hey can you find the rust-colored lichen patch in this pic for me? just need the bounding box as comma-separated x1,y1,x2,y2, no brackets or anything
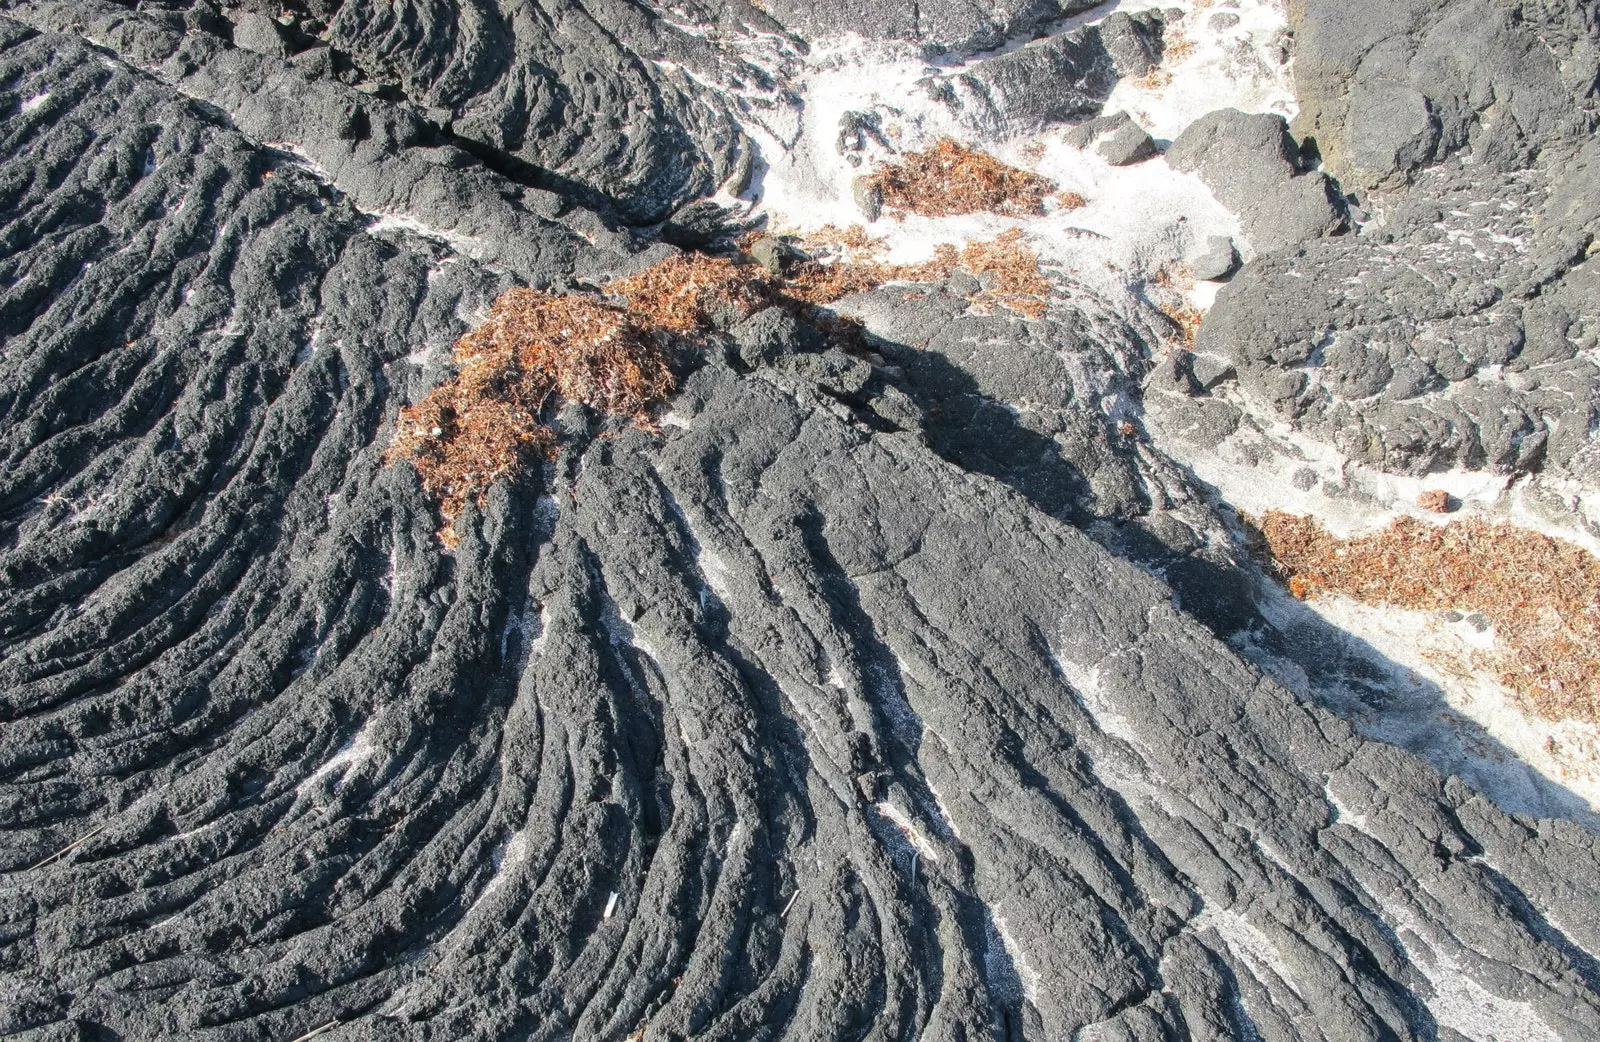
865,139,1059,218
1251,511,1600,724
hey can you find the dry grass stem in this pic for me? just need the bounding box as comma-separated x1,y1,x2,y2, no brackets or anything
1251,511,1600,724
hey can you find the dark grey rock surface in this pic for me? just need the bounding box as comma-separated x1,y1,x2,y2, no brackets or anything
1065,111,1159,166
2,2,1600,1041
1194,0,1600,489
1289,0,1600,190
1187,235,1238,282
947,10,1168,132
1167,108,1346,255
754,0,1102,53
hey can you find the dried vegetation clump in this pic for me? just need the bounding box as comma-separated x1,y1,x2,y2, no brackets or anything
387,289,673,542
1162,305,1206,348
866,138,1059,218
1251,511,1600,724
791,225,1052,318
391,226,1059,539
606,254,779,334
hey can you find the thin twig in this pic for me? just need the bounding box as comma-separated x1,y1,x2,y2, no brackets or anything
26,821,109,871
286,1020,340,1042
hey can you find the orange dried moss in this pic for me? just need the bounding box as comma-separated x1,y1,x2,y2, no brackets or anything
387,289,673,541
1252,512,1600,724
866,139,1058,218
788,227,1051,317
1160,304,1205,347
457,289,673,417
959,230,1052,318
391,230,1056,540
605,253,778,333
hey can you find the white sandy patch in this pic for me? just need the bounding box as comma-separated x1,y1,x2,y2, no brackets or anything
296,716,381,799
1101,0,1297,143
875,801,940,862
734,0,1298,312
1191,903,1303,999
1259,591,1600,822
1170,403,1600,554
1379,895,1563,1042
990,908,1043,1004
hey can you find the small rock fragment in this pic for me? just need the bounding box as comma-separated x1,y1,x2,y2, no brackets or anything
750,235,787,276
1189,350,1236,389
1417,489,1452,512
852,175,884,222
1097,120,1158,166
1188,235,1238,281
231,13,290,58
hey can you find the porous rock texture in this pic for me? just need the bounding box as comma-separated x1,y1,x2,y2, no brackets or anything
754,0,1103,54
1288,0,1600,189
3,3,1600,1042
1182,0,1600,500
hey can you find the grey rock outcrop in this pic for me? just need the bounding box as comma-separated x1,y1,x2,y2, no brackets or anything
1168,108,1347,254
1066,111,1159,166
1197,148,1600,482
949,11,1168,132
755,0,1103,53
1183,2,1600,496
1187,235,1239,281
1288,0,1600,189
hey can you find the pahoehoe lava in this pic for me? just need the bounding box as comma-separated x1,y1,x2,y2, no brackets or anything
4,1,1600,1040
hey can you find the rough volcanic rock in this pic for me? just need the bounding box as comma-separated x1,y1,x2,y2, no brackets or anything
947,11,1168,132
1167,108,1346,255
1196,150,1600,482
1065,111,1159,166
1187,235,1239,282
1190,0,1600,502
316,0,769,222
4,5,1600,1042
1288,0,1600,189
753,0,1102,53
17,0,771,225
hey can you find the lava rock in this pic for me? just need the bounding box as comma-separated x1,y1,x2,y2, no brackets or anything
852,174,884,221
1066,111,1157,165
753,0,1105,52
5,8,1600,1042
1168,108,1346,254
660,199,741,249
1290,0,1599,188
733,307,821,367
953,12,1165,131
231,11,289,57
1097,118,1159,165
1187,235,1238,281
